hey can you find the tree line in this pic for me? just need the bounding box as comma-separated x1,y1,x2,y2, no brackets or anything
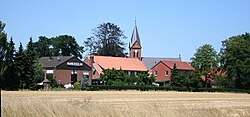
171,33,250,90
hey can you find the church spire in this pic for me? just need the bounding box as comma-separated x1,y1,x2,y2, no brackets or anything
129,19,142,59
130,19,141,48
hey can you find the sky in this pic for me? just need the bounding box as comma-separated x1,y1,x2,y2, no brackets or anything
1,0,250,61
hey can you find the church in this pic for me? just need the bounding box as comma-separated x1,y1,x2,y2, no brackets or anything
84,21,194,86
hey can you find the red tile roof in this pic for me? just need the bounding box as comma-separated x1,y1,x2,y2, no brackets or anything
85,56,147,74
160,60,194,70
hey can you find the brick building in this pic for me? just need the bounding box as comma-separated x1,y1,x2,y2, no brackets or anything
40,56,91,85
151,60,194,86
84,55,147,81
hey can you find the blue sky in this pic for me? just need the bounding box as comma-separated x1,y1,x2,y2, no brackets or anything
1,0,250,61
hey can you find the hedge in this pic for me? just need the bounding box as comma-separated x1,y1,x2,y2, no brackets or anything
86,85,250,94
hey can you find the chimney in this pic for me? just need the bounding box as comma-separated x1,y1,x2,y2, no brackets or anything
89,55,94,85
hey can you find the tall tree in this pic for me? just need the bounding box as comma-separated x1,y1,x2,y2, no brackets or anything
33,36,51,57
0,21,8,82
220,33,250,89
51,35,84,58
2,38,18,90
170,63,183,87
24,38,42,89
0,21,7,61
191,44,219,88
14,43,26,89
84,22,127,57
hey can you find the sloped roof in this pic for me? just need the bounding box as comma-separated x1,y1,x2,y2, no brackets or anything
129,24,141,48
160,60,194,70
142,57,181,72
86,56,147,74
40,56,74,68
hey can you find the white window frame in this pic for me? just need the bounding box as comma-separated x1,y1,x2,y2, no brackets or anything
154,71,157,76
46,70,53,74
165,71,168,76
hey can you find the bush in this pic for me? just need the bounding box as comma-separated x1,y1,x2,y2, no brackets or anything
73,82,81,90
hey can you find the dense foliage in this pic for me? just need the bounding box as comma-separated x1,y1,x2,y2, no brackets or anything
220,33,250,89
100,68,154,86
1,38,44,90
33,35,84,59
191,44,219,87
84,22,127,57
0,21,44,90
171,63,202,89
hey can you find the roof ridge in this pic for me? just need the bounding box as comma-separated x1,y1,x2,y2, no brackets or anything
142,57,180,59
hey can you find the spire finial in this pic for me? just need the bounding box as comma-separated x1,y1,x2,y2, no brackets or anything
135,17,136,25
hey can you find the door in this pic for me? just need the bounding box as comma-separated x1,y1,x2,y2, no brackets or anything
71,70,77,84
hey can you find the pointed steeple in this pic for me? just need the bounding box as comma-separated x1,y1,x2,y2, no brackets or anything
129,19,142,59
129,19,141,48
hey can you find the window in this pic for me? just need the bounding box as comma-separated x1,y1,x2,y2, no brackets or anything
134,71,137,76
165,71,168,76
46,70,53,74
71,70,77,74
154,71,157,76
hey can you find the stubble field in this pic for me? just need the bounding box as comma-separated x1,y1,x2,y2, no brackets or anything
1,91,250,117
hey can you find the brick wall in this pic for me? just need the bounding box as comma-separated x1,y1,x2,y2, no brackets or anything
54,70,71,85
152,62,171,82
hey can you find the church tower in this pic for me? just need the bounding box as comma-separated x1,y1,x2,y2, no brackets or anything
129,20,142,60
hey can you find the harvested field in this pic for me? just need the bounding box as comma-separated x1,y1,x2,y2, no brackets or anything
1,91,250,117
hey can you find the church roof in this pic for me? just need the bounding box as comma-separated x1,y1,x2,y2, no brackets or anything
141,57,181,72
129,24,141,48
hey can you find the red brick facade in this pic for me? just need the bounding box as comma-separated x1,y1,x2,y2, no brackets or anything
50,69,84,85
152,61,194,85
130,42,142,59
151,62,171,82
40,56,91,85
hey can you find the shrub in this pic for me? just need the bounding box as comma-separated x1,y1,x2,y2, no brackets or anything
73,82,81,90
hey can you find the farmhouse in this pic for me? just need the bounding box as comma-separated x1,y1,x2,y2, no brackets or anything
40,56,91,85
151,60,194,86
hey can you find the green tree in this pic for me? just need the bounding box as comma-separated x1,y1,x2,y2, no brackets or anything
24,38,42,89
33,36,51,57
0,21,8,83
14,43,26,89
84,22,126,57
170,63,183,87
2,38,18,90
220,33,250,89
137,71,155,85
191,44,219,88
185,71,203,89
51,35,84,58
